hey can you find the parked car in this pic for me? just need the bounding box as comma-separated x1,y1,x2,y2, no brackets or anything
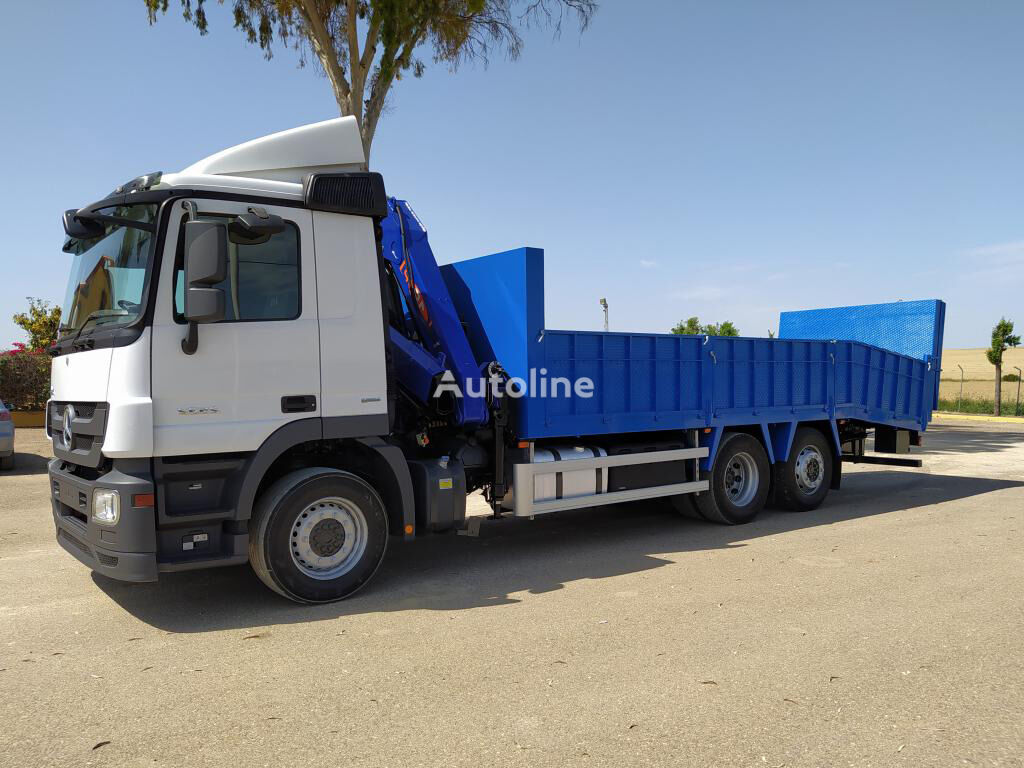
0,401,14,470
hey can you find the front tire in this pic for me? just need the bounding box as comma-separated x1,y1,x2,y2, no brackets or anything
774,427,833,512
694,432,770,525
249,467,389,603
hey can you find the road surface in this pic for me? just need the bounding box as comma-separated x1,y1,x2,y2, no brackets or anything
1,421,1022,767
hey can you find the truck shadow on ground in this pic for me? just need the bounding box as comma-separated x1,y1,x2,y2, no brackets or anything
2,452,51,477
94,468,1024,633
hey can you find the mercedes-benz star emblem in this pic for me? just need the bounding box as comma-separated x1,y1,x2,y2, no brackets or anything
62,404,76,450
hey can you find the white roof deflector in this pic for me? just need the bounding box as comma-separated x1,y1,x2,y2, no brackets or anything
179,116,365,184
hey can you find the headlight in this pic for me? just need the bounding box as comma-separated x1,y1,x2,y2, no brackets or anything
92,489,120,525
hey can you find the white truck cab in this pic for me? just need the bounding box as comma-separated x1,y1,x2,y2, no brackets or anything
50,118,416,602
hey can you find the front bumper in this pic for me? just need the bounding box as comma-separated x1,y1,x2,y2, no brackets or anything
49,458,159,582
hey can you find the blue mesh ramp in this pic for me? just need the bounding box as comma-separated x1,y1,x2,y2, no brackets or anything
778,300,945,364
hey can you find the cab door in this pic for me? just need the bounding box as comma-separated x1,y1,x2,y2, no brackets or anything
150,198,320,456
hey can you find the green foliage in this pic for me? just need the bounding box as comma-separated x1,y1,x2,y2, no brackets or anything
671,317,702,335
1003,373,1021,382
707,320,739,337
143,0,596,159
12,298,61,351
670,317,740,337
0,348,51,411
938,396,1021,416
986,317,1020,366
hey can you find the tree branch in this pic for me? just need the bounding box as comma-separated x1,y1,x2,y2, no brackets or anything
363,32,420,157
297,0,351,112
360,10,381,73
346,0,364,121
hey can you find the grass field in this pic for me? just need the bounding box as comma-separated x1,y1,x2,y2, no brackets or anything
938,348,1023,415
938,379,1023,415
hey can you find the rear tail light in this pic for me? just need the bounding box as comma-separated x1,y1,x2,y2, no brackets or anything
0,410,10,421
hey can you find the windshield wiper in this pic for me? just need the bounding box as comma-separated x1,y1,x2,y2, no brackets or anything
69,311,129,348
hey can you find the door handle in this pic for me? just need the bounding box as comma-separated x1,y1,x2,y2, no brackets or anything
281,395,317,413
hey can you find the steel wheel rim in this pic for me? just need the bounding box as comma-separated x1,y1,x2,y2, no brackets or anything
290,496,368,580
723,451,758,507
794,445,825,495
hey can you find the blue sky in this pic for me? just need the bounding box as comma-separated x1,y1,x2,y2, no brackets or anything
1,0,1021,349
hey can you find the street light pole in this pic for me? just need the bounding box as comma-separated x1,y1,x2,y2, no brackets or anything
1015,366,1022,417
599,298,609,332
957,364,964,412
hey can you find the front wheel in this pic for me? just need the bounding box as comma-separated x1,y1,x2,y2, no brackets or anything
249,468,389,603
694,432,771,525
774,427,833,512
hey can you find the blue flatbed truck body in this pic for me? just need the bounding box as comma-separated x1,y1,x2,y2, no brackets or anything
438,246,943,467
380,197,942,478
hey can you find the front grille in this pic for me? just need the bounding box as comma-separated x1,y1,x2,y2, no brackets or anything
49,401,108,469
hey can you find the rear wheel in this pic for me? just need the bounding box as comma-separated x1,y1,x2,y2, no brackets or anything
694,432,770,525
774,427,833,512
249,467,389,603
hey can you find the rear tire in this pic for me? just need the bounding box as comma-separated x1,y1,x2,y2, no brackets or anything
249,467,389,603
0,455,13,471
774,427,833,512
694,432,770,525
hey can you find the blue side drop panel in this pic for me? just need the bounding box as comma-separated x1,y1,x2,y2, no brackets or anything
530,333,936,439
832,341,931,426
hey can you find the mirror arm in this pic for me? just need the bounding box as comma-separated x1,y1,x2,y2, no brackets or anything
181,321,199,355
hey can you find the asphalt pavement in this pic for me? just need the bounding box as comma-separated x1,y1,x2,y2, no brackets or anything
1,420,1022,767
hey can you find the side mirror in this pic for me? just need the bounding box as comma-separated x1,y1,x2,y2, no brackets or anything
181,221,227,354
63,209,105,240
228,207,285,244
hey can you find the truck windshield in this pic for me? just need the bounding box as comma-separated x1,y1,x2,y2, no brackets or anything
60,204,159,339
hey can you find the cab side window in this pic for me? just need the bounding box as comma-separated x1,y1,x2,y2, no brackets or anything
174,214,301,322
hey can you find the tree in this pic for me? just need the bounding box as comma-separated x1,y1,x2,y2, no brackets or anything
144,0,596,164
671,317,702,335
986,317,1020,416
705,320,738,337
12,298,61,351
670,317,740,337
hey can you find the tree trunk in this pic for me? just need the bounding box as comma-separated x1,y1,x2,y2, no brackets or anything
995,362,1002,416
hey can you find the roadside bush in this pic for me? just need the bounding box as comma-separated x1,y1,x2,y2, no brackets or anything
937,397,995,414
1002,373,1020,382
937,396,1022,416
0,345,51,411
